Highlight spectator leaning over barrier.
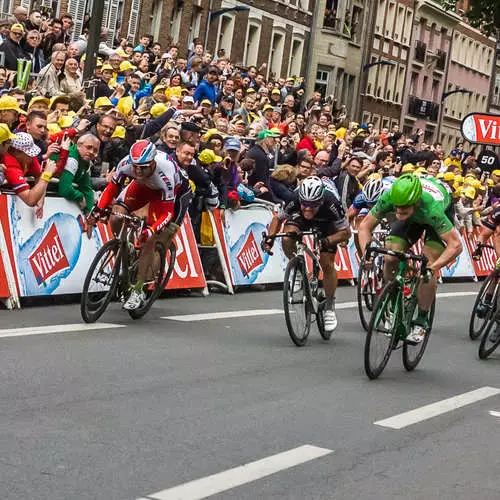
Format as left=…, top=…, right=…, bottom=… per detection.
left=3, top=132, right=57, bottom=213
left=0, top=124, right=15, bottom=184
left=57, top=134, right=100, bottom=221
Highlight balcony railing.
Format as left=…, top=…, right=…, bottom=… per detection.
left=408, top=95, right=439, bottom=122
left=415, top=40, right=426, bottom=63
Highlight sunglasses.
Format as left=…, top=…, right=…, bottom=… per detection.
left=133, top=162, right=154, bottom=169
left=301, top=201, right=321, bottom=209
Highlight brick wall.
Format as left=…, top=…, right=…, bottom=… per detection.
left=258, top=16, right=273, bottom=72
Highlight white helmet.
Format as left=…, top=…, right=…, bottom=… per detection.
left=299, top=176, right=324, bottom=203
left=362, top=178, right=383, bottom=203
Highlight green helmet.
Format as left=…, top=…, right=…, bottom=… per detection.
left=391, top=174, right=423, bottom=206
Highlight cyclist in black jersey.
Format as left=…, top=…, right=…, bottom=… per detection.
left=262, top=176, right=351, bottom=333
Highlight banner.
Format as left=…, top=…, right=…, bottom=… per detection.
left=2, top=195, right=205, bottom=297
left=461, top=113, right=500, bottom=145
left=439, top=232, right=476, bottom=278
left=464, top=230, right=497, bottom=277
left=0, top=195, right=15, bottom=299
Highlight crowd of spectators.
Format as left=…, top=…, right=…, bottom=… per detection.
left=0, top=6, right=498, bottom=245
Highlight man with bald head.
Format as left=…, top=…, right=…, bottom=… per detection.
left=10, top=6, right=28, bottom=25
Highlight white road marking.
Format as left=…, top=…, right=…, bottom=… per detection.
left=436, top=291, right=477, bottom=298
left=489, top=410, right=500, bottom=418
left=139, top=444, right=333, bottom=500
left=163, top=309, right=283, bottom=322
left=375, top=386, right=500, bottom=429
left=0, top=323, right=125, bottom=339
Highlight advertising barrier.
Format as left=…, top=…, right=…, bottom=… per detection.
left=0, top=194, right=206, bottom=300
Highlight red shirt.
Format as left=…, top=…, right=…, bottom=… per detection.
left=3, top=152, right=42, bottom=194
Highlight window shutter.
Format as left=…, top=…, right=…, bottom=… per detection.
left=106, top=0, right=119, bottom=46
left=20, top=0, right=30, bottom=10
left=67, top=0, right=86, bottom=41
left=101, top=0, right=110, bottom=31
left=127, top=0, right=141, bottom=44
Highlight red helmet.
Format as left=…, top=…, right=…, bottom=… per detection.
left=129, top=140, right=157, bottom=164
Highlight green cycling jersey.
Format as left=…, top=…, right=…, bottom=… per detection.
left=371, top=177, right=453, bottom=236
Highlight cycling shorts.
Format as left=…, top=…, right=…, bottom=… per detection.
left=284, top=213, right=338, bottom=254
left=115, top=180, right=174, bottom=229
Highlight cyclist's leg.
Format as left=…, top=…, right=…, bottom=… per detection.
left=281, top=214, right=305, bottom=259
left=109, top=203, right=129, bottom=235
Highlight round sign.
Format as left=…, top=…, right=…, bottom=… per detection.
left=477, top=150, right=500, bottom=172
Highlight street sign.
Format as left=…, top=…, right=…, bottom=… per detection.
left=477, top=150, right=500, bottom=172
left=461, top=113, right=500, bottom=145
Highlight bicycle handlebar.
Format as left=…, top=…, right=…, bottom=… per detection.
left=366, top=245, right=428, bottom=267
left=476, top=243, right=495, bottom=251
left=264, top=230, right=318, bottom=242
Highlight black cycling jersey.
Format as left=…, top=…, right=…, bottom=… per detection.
left=483, top=206, right=500, bottom=231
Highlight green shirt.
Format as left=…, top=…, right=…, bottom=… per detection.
left=371, top=177, right=453, bottom=236
left=57, top=144, right=94, bottom=214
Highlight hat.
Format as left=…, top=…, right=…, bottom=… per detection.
left=153, top=84, right=167, bottom=93
left=286, top=77, right=295, bottom=83
left=47, top=123, right=61, bottom=134
left=58, top=115, right=74, bottom=128
left=462, top=186, right=476, bottom=200
left=0, top=95, right=26, bottom=114
left=234, top=119, right=245, bottom=126
left=181, top=88, right=189, bottom=94
left=96, top=59, right=103, bottom=68
left=487, top=178, right=494, bottom=186
left=450, top=149, right=461, bottom=156
left=10, top=23, right=24, bottom=33
left=94, top=96, right=113, bottom=108
left=49, top=95, right=69, bottom=110
left=263, top=104, right=274, bottom=113
left=181, top=121, right=201, bottom=133
left=101, top=64, right=114, bottom=72
left=271, top=88, right=281, bottom=95
left=443, top=172, right=455, bottom=181
left=112, top=125, right=126, bottom=139
left=114, top=48, right=127, bottom=57
left=401, top=163, right=416, bottom=173
left=198, top=149, right=222, bottom=165
left=492, top=170, right=500, bottom=177
left=182, top=95, right=194, bottom=103
left=203, top=128, right=225, bottom=142
left=200, top=99, right=212, bottom=106
left=225, top=137, right=241, bottom=151
left=119, top=61, right=136, bottom=72
left=116, top=95, right=133, bottom=116
left=335, top=127, right=346, bottom=139
left=0, top=123, right=16, bottom=143
left=257, top=129, right=280, bottom=140
left=221, top=94, right=234, bottom=102
left=151, top=102, right=167, bottom=118
left=246, top=88, right=256, bottom=94
left=27, top=96, right=50, bottom=109
left=11, top=132, right=40, bottom=157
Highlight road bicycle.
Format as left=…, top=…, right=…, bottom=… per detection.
left=81, top=212, right=176, bottom=323
left=364, top=245, right=435, bottom=379
left=356, top=224, right=390, bottom=332
left=469, top=244, right=500, bottom=358
left=263, top=230, right=328, bottom=347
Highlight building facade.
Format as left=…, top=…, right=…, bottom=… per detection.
left=490, top=40, right=500, bottom=115
left=306, top=0, right=374, bottom=118
left=440, top=21, right=496, bottom=151
left=360, top=0, right=415, bottom=132
left=401, top=0, right=461, bottom=143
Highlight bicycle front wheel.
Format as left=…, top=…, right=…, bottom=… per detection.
left=478, top=319, right=500, bottom=359
left=357, top=258, right=376, bottom=332
left=469, top=272, right=497, bottom=340
left=402, top=299, right=436, bottom=371
left=81, top=240, right=121, bottom=323
left=283, top=256, right=312, bottom=346
left=364, top=281, right=398, bottom=379
left=128, top=241, right=168, bottom=320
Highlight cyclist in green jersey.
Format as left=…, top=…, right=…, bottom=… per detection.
left=359, top=173, right=463, bottom=343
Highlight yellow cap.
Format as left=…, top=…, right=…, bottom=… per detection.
left=0, top=123, right=17, bottom=143
left=203, top=128, right=221, bottom=141
left=462, top=186, right=476, bottom=200
left=0, top=95, right=26, bottom=114
left=119, top=61, right=136, bottom=72
left=115, top=48, right=127, bottom=58
left=94, top=96, right=113, bottom=108
left=198, top=149, right=222, bottom=165
left=116, top=96, right=133, bottom=116
left=153, top=84, right=167, bottom=93
left=487, top=178, right=494, bottom=186
left=492, top=170, right=500, bottom=177
left=335, top=127, right=346, bottom=139
left=436, top=172, right=444, bottom=179
left=28, top=96, right=50, bottom=109
left=402, top=163, right=416, bottom=173
left=111, top=125, right=126, bottom=139
left=263, top=104, right=274, bottom=112
left=101, top=64, right=114, bottom=72
left=58, top=115, right=74, bottom=129
left=10, top=23, right=24, bottom=33
left=454, top=174, right=464, bottom=183
left=443, top=172, right=455, bottom=181
left=200, top=99, right=212, bottom=106
left=47, top=123, right=61, bottom=134
left=246, top=88, right=256, bottom=93
left=151, top=102, right=167, bottom=118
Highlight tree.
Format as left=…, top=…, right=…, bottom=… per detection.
left=466, top=0, right=500, bottom=37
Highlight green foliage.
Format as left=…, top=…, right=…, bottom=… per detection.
left=466, top=0, right=500, bottom=36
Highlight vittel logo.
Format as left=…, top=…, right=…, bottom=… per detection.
left=29, top=223, right=70, bottom=285
left=236, top=231, right=263, bottom=276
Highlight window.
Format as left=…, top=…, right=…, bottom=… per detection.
left=269, top=30, right=285, bottom=78
left=288, top=38, right=304, bottom=78
left=188, top=6, right=203, bottom=49
left=216, top=14, right=235, bottom=58
left=0, top=0, right=11, bottom=17
left=324, top=0, right=339, bottom=30
left=410, top=72, right=418, bottom=95
left=432, top=79, right=439, bottom=102
left=386, top=2, right=395, bottom=37
left=315, top=69, right=330, bottom=97
left=245, top=22, right=261, bottom=67
left=170, top=4, right=183, bottom=43
left=394, top=6, right=404, bottom=40
left=150, top=0, right=163, bottom=41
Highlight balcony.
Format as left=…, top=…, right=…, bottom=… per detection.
left=323, top=15, right=341, bottom=32
left=408, top=96, right=439, bottom=122
left=436, top=49, right=446, bottom=71
left=415, top=40, right=426, bottom=63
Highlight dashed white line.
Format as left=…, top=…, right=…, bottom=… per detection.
left=489, top=410, right=500, bottom=418
left=139, top=444, right=333, bottom=500
left=163, top=309, right=283, bottom=322
left=0, top=323, right=125, bottom=339
left=375, top=386, right=500, bottom=429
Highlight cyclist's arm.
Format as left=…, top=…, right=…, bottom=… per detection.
left=326, top=225, right=351, bottom=246
left=358, top=212, right=379, bottom=255
left=97, top=158, right=128, bottom=210
left=477, top=225, right=494, bottom=246
left=267, top=213, right=283, bottom=238
left=428, top=228, right=462, bottom=273
left=347, top=204, right=360, bottom=225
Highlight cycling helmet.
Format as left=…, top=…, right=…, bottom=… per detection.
left=362, top=178, right=383, bottom=203
left=390, top=174, right=422, bottom=206
left=129, top=140, right=157, bottom=164
left=299, top=176, right=324, bottom=203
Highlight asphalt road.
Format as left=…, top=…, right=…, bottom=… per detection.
left=0, top=282, right=499, bottom=500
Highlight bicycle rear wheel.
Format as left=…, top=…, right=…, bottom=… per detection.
left=283, top=256, right=312, bottom=346
left=478, top=319, right=500, bottom=359
left=81, top=240, right=121, bottom=323
left=402, top=299, right=436, bottom=371
left=469, top=272, right=497, bottom=340
left=364, top=281, right=399, bottom=379
left=128, top=241, right=168, bottom=320
left=357, top=258, right=378, bottom=332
